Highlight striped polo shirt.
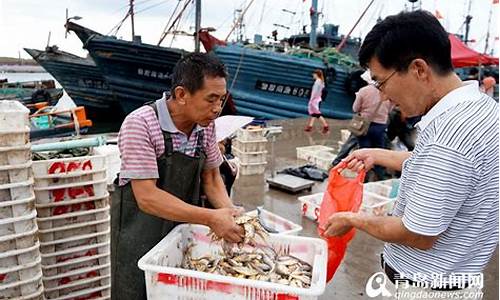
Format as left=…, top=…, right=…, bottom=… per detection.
left=118, top=95, right=223, bottom=186
left=384, top=81, right=499, bottom=282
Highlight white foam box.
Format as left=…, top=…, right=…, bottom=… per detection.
left=298, top=193, right=324, bottom=223
left=138, top=224, right=327, bottom=300
left=236, top=126, right=265, bottom=141
left=232, top=147, right=267, bottom=164
left=246, top=209, right=302, bottom=235
left=232, top=138, right=267, bottom=153
left=296, top=145, right=335, bottom=163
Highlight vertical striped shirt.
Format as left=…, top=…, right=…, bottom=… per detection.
left=118, top=96, right=223, bottom=186
left=384, top=81, right=499, bottom=281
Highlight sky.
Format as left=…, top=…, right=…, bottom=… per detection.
left=0, top=0, right=498, bottom=59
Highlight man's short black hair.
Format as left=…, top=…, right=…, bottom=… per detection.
left=170, top=52, right=227, bottom=98
left=359, top=10, right=453, bottom=75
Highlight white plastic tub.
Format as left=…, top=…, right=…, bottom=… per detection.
left=0, top=127, right=30, bottom=148
left=33, top=169, right=107, bottom=188
left=0, top=227, right=38, bottom=253
left=0, top=256, right=41, bottom=286
left=32, top=155, right=106, bottom=178
left=36, top=206, right=109, bottom=231
left=238, top=161, right=267, bottom=175
left=41, top=241, right=110, bottom=274
left=35, top=195, right=109, bottom=218
left=0, top=271, right=43, bottom=300
left=298, top=193, right=324, bottom=223
left=138, top=224, right=327, bottom=300
left=237, top=127, right=265, bottom=141
left=0, top=143, right=31, bottom=167
left=312, top=151, right=337, bottom=171
left=0, top=210, right=37, bottom=238
left=246, top=209, right=302, bottom=235
left=232, top=148, right=267, bottom=164
left=33, top=178, right=108, bottom=204
left=0, top=241, right=40, bottom=269
left=46, top=284, right=110, bottom=300
left=43, top=263, right=110, bottom=289
left=0, top=194, right=35, bottom=221
left=0, top=100, right=29, bottom=131
left=0, top=178, right=34, bottom=202
left=38, top=216, right=110, bottom=243
left=232, top=138, right=267, bottom=153
left=44, top=274, right=110, bottom=300
left=0, top=161, right=32, bottom=185
left=296, top=145, right=335, bottom=162
left=40, top=229, right=110, bottom=256
left=361, top=192, right=396, bottom=216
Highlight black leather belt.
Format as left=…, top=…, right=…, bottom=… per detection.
left=380, top=254, right=467, bottom=291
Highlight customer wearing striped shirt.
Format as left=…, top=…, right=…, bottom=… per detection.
left=111, top=53, right=244, bottom=300
left=324, top=10, right=498, bottom=299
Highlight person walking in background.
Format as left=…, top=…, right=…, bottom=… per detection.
left=305, top=69, right=329, bottom=133
left=480, top=72, right=497, bottom=98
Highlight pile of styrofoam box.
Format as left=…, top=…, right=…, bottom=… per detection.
left=233, top=126, right=267, bottom=175
left=32, top=153, right=111, bottom=299
left=0, top=101, right=44, bottom=299
left=296, top=145, right=337, bottom=170
left=361, top=179, right=399, bottom=216
left=138, top=224, right=327, bottom=300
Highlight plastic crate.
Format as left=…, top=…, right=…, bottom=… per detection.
left=45, top=284, right=110, bottom=300
left=0, top=127, right=30, bottom=148
left=0, top=100, right=29, bottom=131
left=0, top=210, right=37, bottom=239
left=138, top=224, right=327, bottom=300
left=36, top=195, right=109, bottom=218
left=0, top=271, right=43, bottom=300
left=246, top=209, right=302, bottom=235
left=38, top=216, right=110, bottom=243
left=0, top=227, right=38, bottom=253
left=232, top=138, right=267, bottom=153
left=361, top=192, right=396, bottom=216
left=44, top=273, right=110, bottom=300
left=0, top=178, right=34, bottom=202
left=298, top=193, right=324, bottom=222
left=312, top=151, right=337, bottom=171
left=232, top=148, right=267, bottom=164
left=0, top=256, right=41, bottom=286
left=0, top=241, right=40, bottom=270
left=0, top=161, right=32, bottom=185
left=40, top=228, right=110, bottom=255
left=41, top=241, right=110, bottom=273
left=238, top=161, right=267, bottom=175
left=0, top=143, right=31, bottom=167
left=236, top=126, right=265, bottom=141
left=296, top=145, right=335, bottom=162
left=32, top=155, right=106, bottom=178
left=36, top=206, right=109, bottom=231
left=33, top=169, right=106, bottom=189
left=0, top=194, right=35, bottom=220
left=43, top=263, right=109, bottom=290
left=34, top=178, right=108, bottom=205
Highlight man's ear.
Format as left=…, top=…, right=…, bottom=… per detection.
left=174, top=86, right=187, bottom=105
left=410, top=58, right=430, bottom=81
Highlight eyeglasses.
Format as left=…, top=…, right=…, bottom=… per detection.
left=372, top=70, right=397, bottom=91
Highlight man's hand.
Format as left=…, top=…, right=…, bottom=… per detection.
left=324, top=212, right=354, bottom=237
left=207, top=207, right=244, bottom=243
left=343, top=149, right=377, bottom=172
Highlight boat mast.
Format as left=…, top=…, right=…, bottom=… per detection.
left=336, top=0, right=375, bottom=52
left=484, top=4, right=493, bottom=54
left=130, top=0, right=135, bottom=40
left=464, top=0, right=472, bottom=45
left=225, top=0, right=255, bottom=42
left=194, top=0, right=201, bottom=52
left=309, top=0, right=318, bottom=49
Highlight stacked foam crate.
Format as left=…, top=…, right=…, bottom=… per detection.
left=232, top=126, right=267, bottom=175
left=32, top=152, right=110, bottom=300
left=0, top=101, right=44, bottom=299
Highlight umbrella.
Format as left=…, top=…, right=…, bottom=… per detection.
left=215, top=115, right=254, bottom=142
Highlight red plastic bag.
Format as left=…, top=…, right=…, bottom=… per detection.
left=317, top=161, right=365, bottom=282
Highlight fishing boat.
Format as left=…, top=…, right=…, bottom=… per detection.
left=0, top=79, right=63, bottom=104
left=24, top=46, right=121, bottom=119
left=29, top=105, right=93, bottom=140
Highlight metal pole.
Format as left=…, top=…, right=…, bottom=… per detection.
left=309, top=0, right=318, bottom=49
left=336, top=0, right=375, bottom=52
left=194, top=0, right=201, bottom=52
left=130, top=0, right=135, bottom=40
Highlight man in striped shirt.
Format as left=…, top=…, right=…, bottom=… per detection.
left=324, top=11, right=498, bottom=299
left=111, top=53, right=244, bottom=300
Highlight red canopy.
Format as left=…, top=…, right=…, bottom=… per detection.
left=449, top=34, right=498, bottom=67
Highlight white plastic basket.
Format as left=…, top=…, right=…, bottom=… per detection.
left=0, top=271, right=43, bottom=300
left=296, top=145, right=335, bottom=162
left=0, top=178, right=34, bottom=202
left=34, top=178, right=108, bottom=205
left=0, top=161, right=32, bottom=185
left=0, top=256, right=41, bottom=286
left=0, top=143, right=31, bottom=167
left=45, top=284, right=110, bottom=300
left=36, top=206, right=109, bottom=231
left=361, top=192, right=396, bottom=216
left=0, top=127, right=30, bottom=148
left=38, top=216, right=110, bottom=243
left=41, top=241, right=110, bottom=274
left=0, top=227, right=38, bottom=253
left=236, top=127, right=265, bottom=141
left=0, top=210, right=37, bottom=239
left=0, top=194, right=35, bottom=220
left=0, top=241, right=40, bottom=269
left=298, top=193, right=324, bottom=223
left=40, top=228, right=110, bottom=256
left=35, top=194, right=109, bottom=218
left=44, top=273, right=110, bottom=300
left=311, top=151, right=337, bottom=171
left=238, top=161, right=267, bottom=175
left=32, top=155, right=106, bottom=178
left=0, top=100, right=29, bottom=131
left=232, top=138, right=267, bottom=153
left=43, top=263, right=110, bottom=290
left=232, top=148, right=267, bottom=164
left=246, top=209, right=302, bottom=235
left=138, top=224, right=327, bottom=300
left=33, top=169, right=107, bottom=188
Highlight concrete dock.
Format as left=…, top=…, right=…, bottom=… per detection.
left=231, top=117, right=498, bottom=300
